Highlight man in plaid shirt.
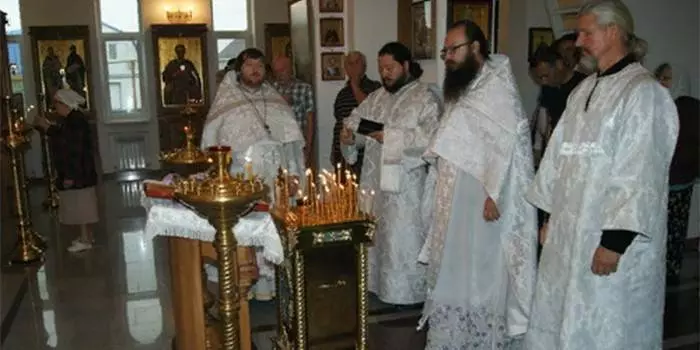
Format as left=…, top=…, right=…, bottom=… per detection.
left=271, top=56, right=315, bottom=166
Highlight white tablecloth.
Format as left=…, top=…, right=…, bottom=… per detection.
left=141, top=196, right=283, bottom=278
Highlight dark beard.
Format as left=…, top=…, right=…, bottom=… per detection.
left=443, top=55, right=481, bottom=103
left=239, top=75, right=263, bottom=89
left=383, top=73, right=412, bottom=93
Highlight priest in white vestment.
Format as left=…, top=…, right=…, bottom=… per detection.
left=418, top=21, right=538, bottom=349
left=201, top=48, right=305, bottom=301
left=525, top=2, right=679, bottom=349
left=341, top=42, right=442, bottom=305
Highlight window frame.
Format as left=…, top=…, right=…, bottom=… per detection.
left=210, top=0, right=252, bottom=71
left=6, top=34, right=25, bottom=95
left=95, top=0, right=150, bottom=124
left=212, top=32, right=251, bottom=70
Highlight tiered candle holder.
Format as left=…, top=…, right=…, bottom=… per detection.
left=271, top=165, right=375, bottom=350
left=172, top=145, right=269, bottom=350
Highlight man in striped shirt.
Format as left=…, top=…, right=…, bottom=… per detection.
left=332, top=51, right=381, bottom=178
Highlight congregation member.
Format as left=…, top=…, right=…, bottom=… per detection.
left=332, top=51, right=382, bottom=178
left=201, top=48, right=304, bottom=301
left=418, top=20, right=538, bottom=349
left=529, top=48, right=586, bottom=165
left=35, top=89, right=99, bottom=253
left=340, top=42, right=441, bottom=306
left=271, top=56, right=315, bottom=166
left=655, top=63, right=700, bottom=285
left=526, top=1, right=679, bottom=349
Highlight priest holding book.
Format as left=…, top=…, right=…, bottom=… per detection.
left=340, top=42, right=442, bottom=306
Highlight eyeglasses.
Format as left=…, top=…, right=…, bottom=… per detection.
left=440, top=42, right=469, bottom=60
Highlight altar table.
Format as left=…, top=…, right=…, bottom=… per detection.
left=142, top=196, right=283, bottom=350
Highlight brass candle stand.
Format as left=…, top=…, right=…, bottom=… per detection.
left=160, top=100, right=209, bottom=176
left=2, top=96, right=45, bottom=265
left=172, top=145, right=269, bottom=350
left=37, top=94, right=59, bottom=210
left=271, top=167, right=375, bottom=350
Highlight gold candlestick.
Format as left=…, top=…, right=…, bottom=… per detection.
left=37, top=95, right=59, bottom=210
left=160, top=124, right=210, bottom=176
left=173, top=145, right=268, bottom=350
left=2, top=96, right=45, bottom=265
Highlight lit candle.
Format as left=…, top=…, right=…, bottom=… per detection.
left=324, top=186, right=331, bottom=221
left=336, top=163, right=342, bottom=185
left=360, top=189, right=367, bottom=214
left=339, top=184, right=346, bottom=219
left=315, top=194, right=321, bottom=220
left=244, top=157, right=253, bottom=181
left=305, top=168, right=312, bottom=199
left=283, top=169, right=290, bottom=200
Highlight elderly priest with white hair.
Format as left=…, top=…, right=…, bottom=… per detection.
left=526, top=1, right=679, bottom=349
left=201, top=47, right=305, bottom=301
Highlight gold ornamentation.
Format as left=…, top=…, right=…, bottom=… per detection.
left=312, top=229, right=351, bottom=245
left=165, top=8, right=193, bottom=24
left=356, top=243, right=368, bottom=349
left=2, top=96, right=45, bottom=265
left=293, top=251, right=306, bottom=349
left=172, top=145, right=268, bottom=350
left=160, top=102, right=210, bottom=176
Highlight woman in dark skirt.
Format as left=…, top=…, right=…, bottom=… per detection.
left=665, top=95, right=699, bottom=284
left=35, top=89, right=99, bottom=253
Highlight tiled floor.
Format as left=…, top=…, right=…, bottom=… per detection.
left=1, top=178, right=698, bottom=349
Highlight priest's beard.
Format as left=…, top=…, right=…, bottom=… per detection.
left=578, top=55, right=598, bottom=73
left=239, top=74, right=264, bottom=89
left=443, top=54, right=480, bottom=103
left=383, top=72, right=412, bottom=94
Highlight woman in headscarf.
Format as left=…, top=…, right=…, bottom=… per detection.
left=35, top=88, right=99, bottom=253
left=655, top=63, right=700, bottom=284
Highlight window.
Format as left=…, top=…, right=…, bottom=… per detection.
left=109, top=82, right=123, bottom=110
left=212, top=0, right=248, bottom=31
left=3, top=0, right=24, bottom=94
left=212, top=0, right=250, bottom=69
left=108, top=43, right=118, bottom=60
left=217, top=39, right=246, bottom=69
left=104, top=40, right=142, bottom=113
left=7, top=41, right=23, bottom=94
left=100, top=0, right=139, bottom=33
left=1, top=0, right=22, bottom=35
left=98, top=0, right=144, bottom=120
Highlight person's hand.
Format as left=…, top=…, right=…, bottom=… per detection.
left=340, top=127, right=355, bottom=145
left=63, top=179, right=74, bottom=188
left=591, top=246, right=621, bottom=276
left=483, top=197, right=500, bottom=221
left=34, top=116, right=51, bottom=131
left=368, top=131, right=384, bottom=144
left=539, top=221, right=549, bottom=245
